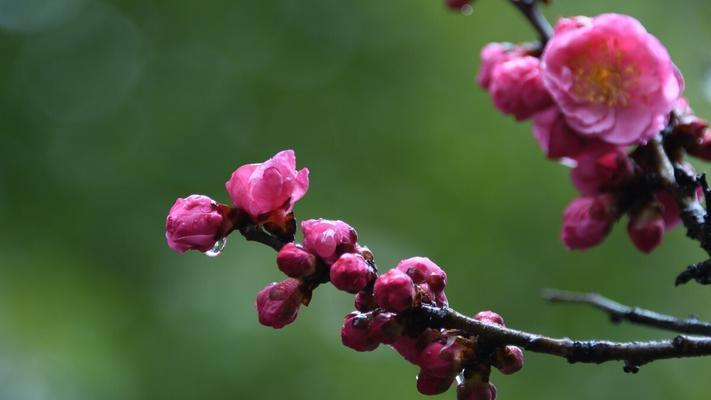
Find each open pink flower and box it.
[165,195,228,253]
[541,14,683,145]
[225,150,309,220]
[489,56,552,121]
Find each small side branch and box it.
[508,0,553,44]
[542,289,711,336]
[676,260,711,286]
[416,305,711,368]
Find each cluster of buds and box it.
[478,13,707,253]
[165,150,525,398]
[340,305,523,399]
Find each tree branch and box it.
[414,304,711,369]
[508,0,553,44]
[542,289,711,336]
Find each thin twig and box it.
[542,289,711,336]
[508,0,553,44]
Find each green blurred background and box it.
[2,0,711,399]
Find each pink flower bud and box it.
[457,381,497,400]
[478,43,525,90]
[495,346,524,375]
[341,312,379,352]
[225,150,309,220]
[330,253,374,294]
[561,194,617,250]
[165,195,228,253]
[354,291,376,312]
[255,278,303,329]
[532,107,593,160]
[489,56,553,121]
[445,0,471,11]
[571,147,633,195]
[368,312,402,344]
[419,338,469,378]
[416,370,455,395]
[276,243,316,278]
[628,204,665,253]
[435,291,449,307]
[655,191,680,229]
[301,219,358,263]
[474,310,505,326]
[390,329,440,365]
[541,14,683,145]
[396,257,447,293]
[374,269,416,312]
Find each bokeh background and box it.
[2,0,711,399]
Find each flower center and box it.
[571,44,639,107]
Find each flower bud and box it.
[396,257,447,293]
[495,346,524,375]
[374,269,416,312]
[354,291,376,312]
[416,370,455,395]
[457,381,497,400]
[478,43,525,90]
[165,194,228,253]
[390,329,440,365]
[276,243,316,278]
[561,194,617,250]
[255,278,303,329]
[532,107,600,160]
[301,219,358,263]
[341,312,379,352]
[628,204,665,253]
[489,56,552,121]
[419,338,469,378]
[330,254,374,294]
[368,312,402,344]
[474,310,505,326]
[571,147,633,195]
[225,150,309,221]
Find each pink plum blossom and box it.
[165,194,228,253]
[396,257,447,293]
[457,381,497,400]
[301,219,358,263]
[561,194,618,250]
[474,310,505,326]
[570,146,633,195]
[478,43,525,89]
[341,312,379,352]
[495,346,524,375]
[532,107,594,159]
[628,205,665,253]
[255,278,304,329]
[373,269,416,312]
[225,150,309,220]
[489,56,553,121]
[276,243,317,278]
[416,371,455,395]
[541,14,683,145]
[330,253,374,294]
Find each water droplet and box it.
[460,5,473,16]
[205,237,227,257]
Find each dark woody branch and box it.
[415,304,711,370]
[542,289,711,336]
[509,0,553,44]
